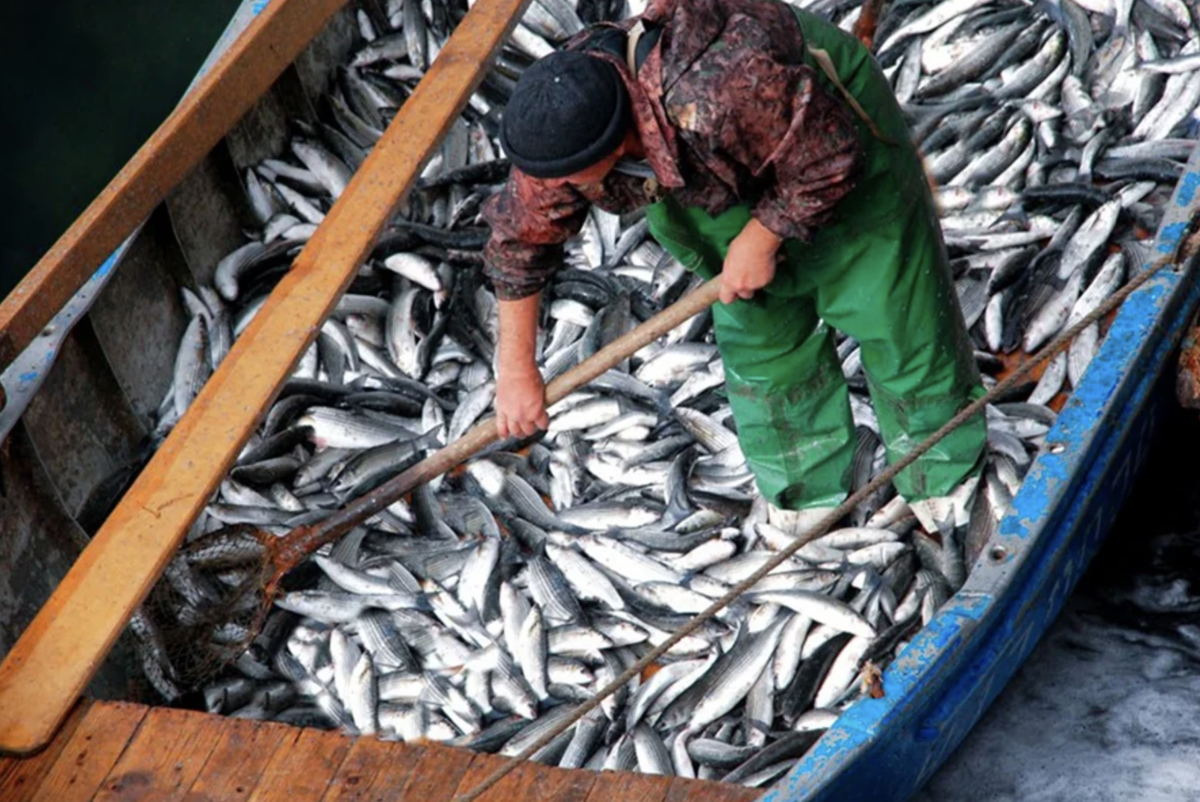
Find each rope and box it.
[453,221,1198,801]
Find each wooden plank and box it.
[454,754,597,802]
[292,6,359,105]
[91,707,226,802]
[395,744,477,802]
[0,0,349,368]
[523,764,598,802]
[0,700,90,802]
[582,772,675,802]
[224,85,294,171]
[322,737,423,802]
[22,319,146,519]
[166,2,354,288]
[0,424,134,701]
[184,717,295,802]
[663,776,763,802]
[0,0,532,758]
[0,422,91,656]
[28,701,148,802]
[165,145,255,289]
[246,727,352,802]
[86,206,191,424]
[449,754,544,802]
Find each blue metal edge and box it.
[761,156,1200,802]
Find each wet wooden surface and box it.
[0,700,766,802]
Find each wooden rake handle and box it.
[273,276,724,571]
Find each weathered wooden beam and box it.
[0,0,531,756]
[0,0,349,370]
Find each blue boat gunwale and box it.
[763,147,1200,800]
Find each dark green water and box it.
[0,0,245,299]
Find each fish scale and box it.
[138,0,1200,783]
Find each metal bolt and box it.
[988,545,1008,563]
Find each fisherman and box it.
[480,0,987,535]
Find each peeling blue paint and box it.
[253,0,270,14]
[1178,172,1200,207]
[93,251,119,278]
[1159,221,1188,253]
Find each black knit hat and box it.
[500,50,630,179]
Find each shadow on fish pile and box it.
[129,0,1200,786]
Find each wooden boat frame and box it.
[1,0,1199,799]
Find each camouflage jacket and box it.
[481,0,863,300]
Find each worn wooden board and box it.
[21,319,146,520]
[456,754,598,802]
[0,0,532,758]
[323,736,424,802]
[525,764,598,802]
[91,707,226,802]
[451,754,546,802]
[0,0,349,368]
[246,727,353,802]
[583,772,676,802]
[0,424,91,658]
[86,205,192,425]
[664,776,764,802]
[184,717,295,801]
[396,743,478,802]
[26,701,147,802]
[224,79,306,172]
[0,425,134,701]
[0,699,89,802]
[292,5,358,104]
[1,702,773,802]
[165,145,255,290]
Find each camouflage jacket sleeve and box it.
[480,170,590,301]
[663,9,863,242]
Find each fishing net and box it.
[137,526,275,700]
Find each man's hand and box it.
[495,362,549,439]
[720,217,784,305]
[495,291,549,439]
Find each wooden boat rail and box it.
[0,0,533,758]
[0,699,762,802]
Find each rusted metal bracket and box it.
[1178,320,1200,408]
[1176,218,1200,409]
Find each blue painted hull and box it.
[763,152,1200,801]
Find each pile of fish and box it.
[130,0,1200,787]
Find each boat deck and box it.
[0,699,763,802]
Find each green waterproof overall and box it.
[645,8,986,509]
